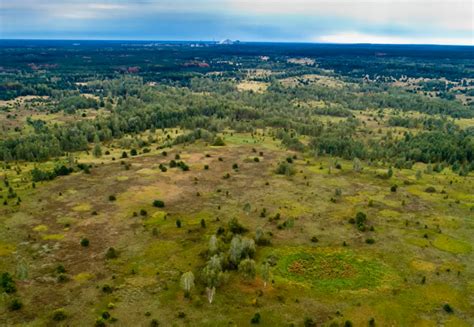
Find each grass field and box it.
[0,129,473,326]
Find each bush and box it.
[425,186,436,193]
[365,238,375,244]
[153,200,165,208]
[108,195,116,201]
[311,236,319,243]
[9,298,22,311]
[390,185,398,192]
[228,218,247,234]
[304,317,316,327]
[176,219,182,228]
[443,303,454,313]
[1,272,16,294]
[250,312,261,324]
[200,219,206,228]
[130,149,138,156]
[276,162,295,176]
[52,308,67,321]
[80,238,90,247]
[105,247,118,259]
[213,136,225,146]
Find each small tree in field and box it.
[180,271,195,298]
[261,261,271,287]
[353,158,362,172]
[202,255,223,303]
[238,258,256,280]
[93,134,102,158]
[208,235,218,255]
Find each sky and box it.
[0,0,473,45]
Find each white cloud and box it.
[228,0,473,32]
[317,31,473,46]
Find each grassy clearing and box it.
[0,134,472,326]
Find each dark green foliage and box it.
[276,162,295,176]
[80,238,90,247]
[109,195,116,201]
[443,304,454,313]
[213,136,225,146]
[250,313,261,324]
[425,186,436,193]
[200,219,206,228]
[176,219,182,228]
[31,165,73,182]
[153,200,165,208]
[9,298,23,311]
[105,247,118,259]
[1,272,16,294]
[355,212,367,231]
[228,218,248,234]
[304,317,317,327]
[365,238,375,244]
[52,309,67,321]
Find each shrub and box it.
[204,164,209,170]
[177,161,189,171]
[443,303,453,313]
[232,163,239,170]
[105,247,118,259]
[254,157,260,162]
[52,308,67,321]
[150,319,159,327]
[304,317,316,327]
[276,162,295,176]
[213,136,225,146]
[121,151,128,158]
[9,298,22,311]
[239,258,256,280]
[425,186,436,193]
[200,219,206,228]
[228,218,247,234]
[390,185,398,192]
[108,195,116,201]
[311,236,319,243]
[130,149,137,156]
[355,212,367,230]
[153,199,165,208]
[176,219,182,228]
[80,238,90,247]
[56,265,66,274]
[1,272,16,294]
[365,238,375,244]
[250,312,261,324]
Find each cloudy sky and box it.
[0,0,472,45]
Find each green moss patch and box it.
[276,248,395,291]
[433,235,471,254]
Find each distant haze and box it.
[0,0,472,45]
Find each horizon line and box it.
[0,38,472,47]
